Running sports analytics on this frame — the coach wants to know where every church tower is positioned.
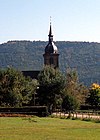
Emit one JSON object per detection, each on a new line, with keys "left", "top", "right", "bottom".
{"left": 43, "top": 22, "right": 59, "bottom": 68}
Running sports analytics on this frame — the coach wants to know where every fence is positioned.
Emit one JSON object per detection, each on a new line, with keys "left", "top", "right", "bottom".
{"left": 53, "top": 110, "right": 100, "bottom": 120}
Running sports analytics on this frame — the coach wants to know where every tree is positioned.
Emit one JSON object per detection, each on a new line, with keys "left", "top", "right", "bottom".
{"left": 0, "top": 67, "right": 38, "bottom": 107}
{"left": 0, "top": 68, "right": 22, "bottom": 107}
{"left": 37, "top": 66, "right": 66, "bottom": 113}
{"left": 62, "top": 68, "right": 88, "bottom": 111}
{"left": 62, "top": 93, "right": 79, "bottom": 111}
{"left": 86, "top": 83, "right": 100, "bottom": 110}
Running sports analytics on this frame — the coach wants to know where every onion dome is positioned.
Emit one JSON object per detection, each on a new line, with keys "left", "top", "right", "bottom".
{"left": 45, "top": 23, "right": 58, "bottom": 54}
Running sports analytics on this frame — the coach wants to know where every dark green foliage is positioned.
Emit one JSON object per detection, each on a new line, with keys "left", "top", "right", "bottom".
{"left": 0, "top": 67, "right": 38, "bottom": 107}
{"left": 86, "top": 88, "right": 100, "bottom": 110}
{"left": 37, "top": 66, "right": 66, "bottom": 113}
{"left": 0, "top": 41, "right": 100, "bottom": 86}
{"left": 62, "top": 69, "right": 88, "bottom": 111}
{"left": 62, "top": 94, "right": 79, "bottom": 111}
{"left": 0, "top": 106, "right": 48, "bottom": 117}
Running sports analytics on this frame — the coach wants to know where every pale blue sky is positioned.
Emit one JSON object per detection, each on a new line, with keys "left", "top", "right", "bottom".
{"left": 1, "top": 0, "right": 100, "bottom": 44}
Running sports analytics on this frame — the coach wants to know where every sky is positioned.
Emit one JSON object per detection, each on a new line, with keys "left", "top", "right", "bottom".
{"left": 1, "top": 0, "right": 100, "bottom": 44}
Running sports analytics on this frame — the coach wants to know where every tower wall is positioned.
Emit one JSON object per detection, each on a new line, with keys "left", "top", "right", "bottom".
{"left": 43, "top": 53, "right": 59, "bottom": 68}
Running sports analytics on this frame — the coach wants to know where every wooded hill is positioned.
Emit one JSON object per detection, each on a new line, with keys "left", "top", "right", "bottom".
{"left": 0, "top": 40, "right": 100, "bottom": 86}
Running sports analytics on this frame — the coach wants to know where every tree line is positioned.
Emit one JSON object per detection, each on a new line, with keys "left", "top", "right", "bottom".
{"left": 0, "top": 66, "right": 100, "bottom": 114}
{"left": 0, "top": 40, "right": 100, "bottom": 86}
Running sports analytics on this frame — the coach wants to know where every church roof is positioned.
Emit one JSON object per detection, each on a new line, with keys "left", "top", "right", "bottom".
{"left": 45, "top": 23, "right": 58, "bottom": 54}
{"left": 22, "top": 70, "right": 40, "bottom": 79}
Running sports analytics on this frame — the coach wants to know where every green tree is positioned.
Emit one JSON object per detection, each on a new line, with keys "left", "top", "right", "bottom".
{"left": 0, "top": 67, "right": 38, "bottom": 107}
{"left": 37, "top": 66, "right": 66, "bottom": 113}
{"left": 62, "top": 68, "right": 88, "bottom": 111}
{"left": 62, "top": 94, "right": 79, "bottom": 111}
{"left": 86, "top": 83, "right": 100, "bottom": 110}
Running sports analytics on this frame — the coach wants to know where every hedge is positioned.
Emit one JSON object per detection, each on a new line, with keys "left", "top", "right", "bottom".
{"left": 0, "top": 106, "right": 48, "bottom": 117}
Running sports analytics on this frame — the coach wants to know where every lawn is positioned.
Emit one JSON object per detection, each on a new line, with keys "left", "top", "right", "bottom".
{"left": 0, "top": 117, "right": 100, "bottom": 140}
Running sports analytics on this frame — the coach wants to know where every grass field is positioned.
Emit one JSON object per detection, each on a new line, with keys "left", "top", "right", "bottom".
{"left": 0, "top": 117, "right": 100, "bottom": 140}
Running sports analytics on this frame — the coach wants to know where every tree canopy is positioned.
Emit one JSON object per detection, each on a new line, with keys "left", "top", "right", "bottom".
{"left": 37, "top": 66, "right": 66, "bottom": 113}
{"left": 86, "top": 83, "right": 100, "bottom": 110}
{"left": 0, "top": 67, "right": 38, "bottom": 107}
{"left": 62, "top": 69, "right": 88, "bottom": 111}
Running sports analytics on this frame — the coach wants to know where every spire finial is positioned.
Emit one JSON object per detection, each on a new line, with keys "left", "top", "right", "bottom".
{"left": 50, "top": 16, "right": 52, "bottom": 25}
{"left": 49, "top": 16, "right": 53, "bottom": 36}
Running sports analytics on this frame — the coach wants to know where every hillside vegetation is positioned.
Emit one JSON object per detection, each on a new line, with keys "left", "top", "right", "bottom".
{"left": 0, "top": 40, "right": 100, "bottom": 86}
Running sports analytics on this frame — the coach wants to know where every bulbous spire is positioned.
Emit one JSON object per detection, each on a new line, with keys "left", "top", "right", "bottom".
{"left": 43, "top": 20, "right": 59, "bottom": 68}
{"left": 45, "top": 22, "right": 58, "bottom": 54}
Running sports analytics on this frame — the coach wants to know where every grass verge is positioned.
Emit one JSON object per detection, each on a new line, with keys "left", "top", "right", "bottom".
{"left": 0, "top": 117, "right": 100, "bottom": 140}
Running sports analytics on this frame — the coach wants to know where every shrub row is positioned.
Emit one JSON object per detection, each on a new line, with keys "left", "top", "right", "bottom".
{"left": 0, "top": 106, "right": 48, "bottom": 117}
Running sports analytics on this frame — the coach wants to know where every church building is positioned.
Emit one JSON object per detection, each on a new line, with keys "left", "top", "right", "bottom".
{"left": 22, "top": 22, "right": 59, "bottom": 78}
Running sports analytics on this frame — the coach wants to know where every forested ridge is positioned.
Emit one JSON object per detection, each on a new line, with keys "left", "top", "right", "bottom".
{"left": 0, "top": 40, "right": 100, "bottom": 86}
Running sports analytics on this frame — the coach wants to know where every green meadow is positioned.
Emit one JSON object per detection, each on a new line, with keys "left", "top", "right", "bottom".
{"left": 0, "top": 117, "right": 100, "bottom": 140}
